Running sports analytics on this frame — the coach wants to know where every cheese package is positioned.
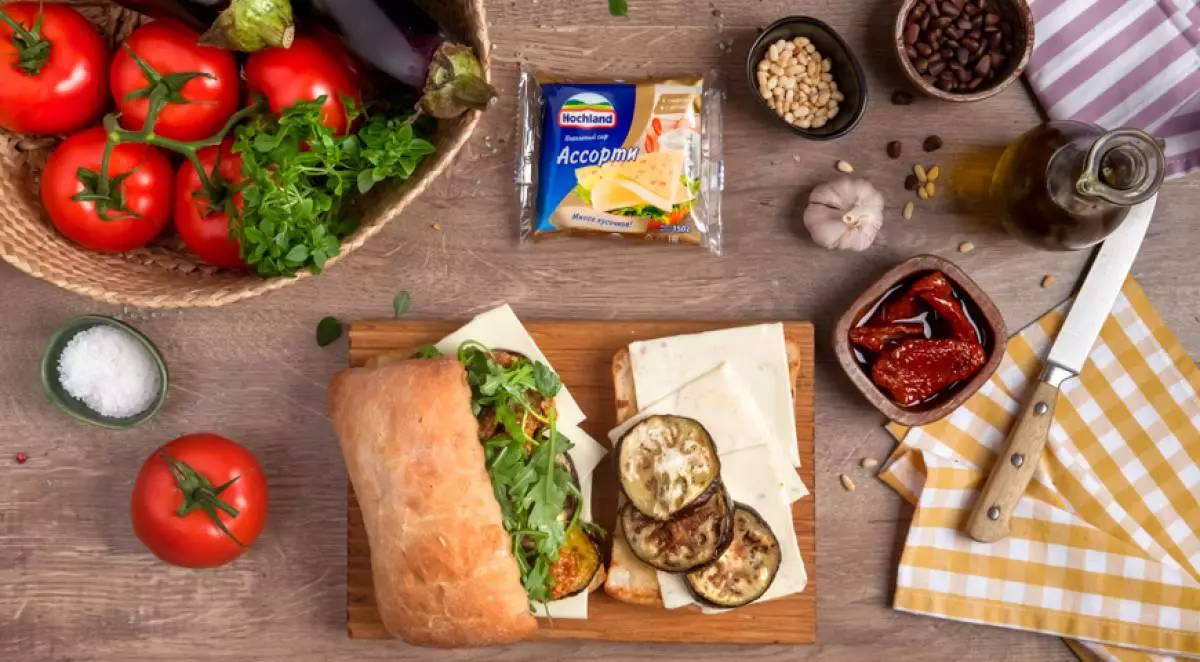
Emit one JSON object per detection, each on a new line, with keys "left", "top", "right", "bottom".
{"left": 516, "top": 68, "right": 724, "bottom": 253}
{"left": 628, "top": 324, "right": 802, "bottom": 468}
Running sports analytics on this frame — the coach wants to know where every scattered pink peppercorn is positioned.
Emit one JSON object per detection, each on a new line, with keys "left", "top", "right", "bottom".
{"left": 15, "top": 452, "right": 28, "bottom": 464}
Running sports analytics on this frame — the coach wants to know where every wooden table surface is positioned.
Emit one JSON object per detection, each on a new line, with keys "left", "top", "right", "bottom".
{"left": 3, "top": 2, "right": 1198, "bottom": 660}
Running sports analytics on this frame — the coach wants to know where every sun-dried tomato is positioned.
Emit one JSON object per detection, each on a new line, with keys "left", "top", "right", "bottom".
{"left": 877, "top": 272, "right": 954, "bottom": 323}
{"left": 849, "top": 323, "right": 926, "bottom": 353}
{"left": 920, "top": 292, "right": 978, "bottom": 342}
{"left": 871, "top": 339, "right": 986, "bottom": 406}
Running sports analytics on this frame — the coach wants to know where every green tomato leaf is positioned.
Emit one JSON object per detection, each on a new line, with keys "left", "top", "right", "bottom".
{"left": 316, "top": 316, "right": 343, "bottom": 347}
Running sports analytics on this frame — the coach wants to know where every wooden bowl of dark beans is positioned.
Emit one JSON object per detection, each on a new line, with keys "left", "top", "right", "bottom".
{"left": 894, "top": 0, "right": 1034, "bottom": 102}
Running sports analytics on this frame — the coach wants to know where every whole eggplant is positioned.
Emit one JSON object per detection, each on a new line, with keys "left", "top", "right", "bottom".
{"left": 298, "top": 0, "right": 497, "bottom": 119}
{"left": 112, "top": 0, "right": 294, "bottom": 51}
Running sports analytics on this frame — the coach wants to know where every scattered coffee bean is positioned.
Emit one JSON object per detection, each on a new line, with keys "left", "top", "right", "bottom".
{"left": 901, "top": 0, "right": 1017, "bottom": 94}
{"left": 923, "top": 135, "right": 944, "bottom": 152}
{"left": 891, "top": 90, "right": 915, "bottom": 105}
{"left": 905, "top": 173, "right": 920, "bottom": 190}
{"left": 887, "top": 140, "right": 903, "bottom": 159}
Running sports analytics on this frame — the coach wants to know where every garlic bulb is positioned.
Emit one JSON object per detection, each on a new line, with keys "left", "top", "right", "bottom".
{"left": 803, "top": 177, "right": 884, "bottom": 251}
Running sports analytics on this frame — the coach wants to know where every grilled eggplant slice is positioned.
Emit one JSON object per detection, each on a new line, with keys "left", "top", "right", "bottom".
{"left": 617, "top": 415, "right": 721, "bottom": 521}
{"left": 685, "top": 504, "right": 782, "bottom": 608}
{"left": 621, "top": 481, "right": 734, "bottom": 572}
{"left": 547, "top": 526, "right": 603, "bottom": 600}
{"left": 557, "top": 452, "right": 581, "bottom": 528}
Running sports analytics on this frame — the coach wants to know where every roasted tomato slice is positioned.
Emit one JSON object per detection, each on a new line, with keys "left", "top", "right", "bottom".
{"left": 547, "top": 526, "right": 602, "bottom": 600}
{"left": 849, "top": 322, "right": 926, "bottom": 353}
{"left": 871, "top": 338, "right": 986, "bottom": 406}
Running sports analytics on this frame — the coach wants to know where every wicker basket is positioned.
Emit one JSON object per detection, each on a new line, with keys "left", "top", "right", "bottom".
{"left": 0, "top": 0, "right": 489, "bottom": 308}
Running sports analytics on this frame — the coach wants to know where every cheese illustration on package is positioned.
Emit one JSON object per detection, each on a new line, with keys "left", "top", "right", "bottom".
{"left": 528, "top": 76, "right": 710, "bottom": 244}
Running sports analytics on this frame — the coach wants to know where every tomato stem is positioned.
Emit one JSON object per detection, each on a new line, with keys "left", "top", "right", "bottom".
{"left": 159, "top": 451, "right": 246, "bottom": 548}
{"left": 0, "top": 4, "right": 50, "bottom": 76}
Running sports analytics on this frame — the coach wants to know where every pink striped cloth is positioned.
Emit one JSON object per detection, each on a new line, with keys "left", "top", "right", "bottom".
{"left": 1025, "top": 0, "right": 1200, "bottom": 179}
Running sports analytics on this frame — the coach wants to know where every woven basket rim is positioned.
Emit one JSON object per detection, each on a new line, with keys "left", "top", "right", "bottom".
{"left": 0, "top": 0, "right": 490, "bottom": 309}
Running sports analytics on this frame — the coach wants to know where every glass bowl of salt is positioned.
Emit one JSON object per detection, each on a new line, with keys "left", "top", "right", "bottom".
{"left": 40, "top": 315, "right": 168, "bottom": 429}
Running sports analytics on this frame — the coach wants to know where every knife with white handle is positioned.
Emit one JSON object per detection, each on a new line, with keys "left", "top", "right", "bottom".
{"left": 966, "top": 196, "right": 1158, "bottom": 543}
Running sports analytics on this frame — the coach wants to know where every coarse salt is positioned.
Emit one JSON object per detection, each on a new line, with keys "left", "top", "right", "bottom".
{"left": 58, "top": 326, "right": 160, "bottom": 418}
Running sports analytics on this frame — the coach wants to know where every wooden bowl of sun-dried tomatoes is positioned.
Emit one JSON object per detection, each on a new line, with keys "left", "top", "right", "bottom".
{"left": 834, "top": 255, "right": 1006, "bottom": 427}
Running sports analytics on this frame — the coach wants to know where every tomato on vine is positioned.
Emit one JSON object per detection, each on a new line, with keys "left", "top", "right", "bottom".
{"left": 131, "top": 433, "right": 268, "bottom": 569}
{"left": 40, "top": 127, "right": 174, "bottom": 253}
{"left": 245, "top": 35, "right": 362, "bottom": 136}
{"left": 110, "top": 20, "right": 241, "bottom": 142}
{"left": 0, "top": 3, "right": 109, "bottom": 135}
{"left": 175, "top": 139, "right": 246, "bottom": 269}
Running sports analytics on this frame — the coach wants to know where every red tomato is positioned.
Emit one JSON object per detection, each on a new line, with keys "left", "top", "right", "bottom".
{"left": 41, "top": 127, "right": 173, "bottom": 252}
{"left": 245, "top": 35, "right": 362, "bottom": 135}
{"left": 131, "top": 433, "right": 268, "bottom": 569}
{"left": 175, "top": 139, "right": 246, "bottom": 269}
{"left": 110, "top": 20, "right": 240, "bottom": 142}
{"left": 0, "top": 3, "right": 108, "bottom": 135}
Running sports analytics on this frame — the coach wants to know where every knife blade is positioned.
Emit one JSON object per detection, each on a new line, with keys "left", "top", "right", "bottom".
{"left": 966, "top": 196, "right": 1158, "bottom": 543}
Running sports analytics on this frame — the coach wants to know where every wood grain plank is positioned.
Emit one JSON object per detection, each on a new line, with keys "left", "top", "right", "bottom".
{"left": 345, "top": 320, "right": 815, "bottom": 644}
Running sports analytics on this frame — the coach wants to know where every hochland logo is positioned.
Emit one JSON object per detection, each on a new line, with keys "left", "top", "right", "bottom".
{"left": 558, "top": 93, "right": 616, "bottom": 129}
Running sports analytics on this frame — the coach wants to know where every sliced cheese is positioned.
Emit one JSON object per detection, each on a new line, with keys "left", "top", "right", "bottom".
{"left": 658, "top": 445, "right": 808, "bottom": 612}
{"left": 628, "top": 324, "right": 801, "bottom": 467}
{"left": 608, "top": 363, "right": 808, "bottom": 502}
{"left": 435, "top": 304, "right": 586, "bottom": 427}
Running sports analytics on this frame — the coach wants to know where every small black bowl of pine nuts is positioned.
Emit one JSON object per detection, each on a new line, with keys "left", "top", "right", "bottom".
{"left": 747, "top": 17, "right": 867, "bottom": 140}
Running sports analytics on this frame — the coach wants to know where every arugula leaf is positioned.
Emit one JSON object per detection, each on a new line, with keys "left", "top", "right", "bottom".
{"left": 608, "top": 0, "right": 628, "bottom": 16}
{"left": 457, "top": 340, "right": 600, "bottom": 606}
{"left": 231, "top": 98, "right": 436, "bottom": 277}
{"left": 316, "top": 316, "right": 343, "bottom": 347}
{"left": 532, "top": 362, "right": 562, "bottom": 398}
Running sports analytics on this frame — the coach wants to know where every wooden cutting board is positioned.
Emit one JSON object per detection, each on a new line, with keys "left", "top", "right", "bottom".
{"left": 346, "top": 320, "right": 816, "bottom": 645}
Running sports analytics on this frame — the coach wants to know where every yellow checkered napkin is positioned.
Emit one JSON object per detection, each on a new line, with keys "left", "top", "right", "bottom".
{"left": 879, "top": 279, "right": 1200, "bottom": 661}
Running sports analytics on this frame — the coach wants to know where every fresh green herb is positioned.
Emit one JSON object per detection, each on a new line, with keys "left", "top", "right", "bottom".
{"left": 393, "top": 291, "right": 412, "bottom": 318}
{"left": 316, "top": 316, "right": 343, "bottom": 347}
{"left": 414, "top": 344, "right": 443, "bottom": 359}
{"left": 455, "top": 340, "right": 586, "bottom": 605}
{"left": 608, "top": 0, "right": 629, "bottom": 16}
{"left": 231, "top": 97, "right": 435, "bottom": 277}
